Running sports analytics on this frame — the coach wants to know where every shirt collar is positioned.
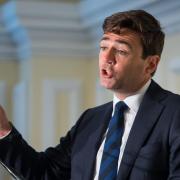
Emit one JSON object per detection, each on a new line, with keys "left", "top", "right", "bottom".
{"left": 113, "top": 79, "right": 151, "bottom": 114}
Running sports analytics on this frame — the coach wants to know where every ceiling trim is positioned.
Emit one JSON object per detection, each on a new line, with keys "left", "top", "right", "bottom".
{"left": 1, "top": 0, "right": 180, "bottom": 60}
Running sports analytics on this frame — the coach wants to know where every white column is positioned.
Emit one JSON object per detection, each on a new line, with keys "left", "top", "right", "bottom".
{"left": 12, "top": 82, "right": 28, "bottom": 140}
{"left": 0, "top": 82, "right": 7, "bottom": 108}
{"left": 42, "top": 79, "right": 82, "bottom": 149}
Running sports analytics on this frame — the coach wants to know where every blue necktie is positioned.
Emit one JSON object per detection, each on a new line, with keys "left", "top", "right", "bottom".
{"left": 99, "top": 101, "right": 128, "bottom": 180}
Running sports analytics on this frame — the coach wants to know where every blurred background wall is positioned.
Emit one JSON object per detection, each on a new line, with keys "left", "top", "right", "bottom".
{"left": 0, "top": 0, "right": 180, "bottom": 179}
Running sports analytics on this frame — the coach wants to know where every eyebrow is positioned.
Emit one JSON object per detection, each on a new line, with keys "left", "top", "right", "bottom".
{"left": 100, "top": 36, "right": 132, "bottom": 50}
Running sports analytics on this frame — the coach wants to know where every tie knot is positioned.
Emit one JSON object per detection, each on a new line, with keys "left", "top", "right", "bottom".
{"left": 115, "top": 101, "right": 128, "bottom": 114}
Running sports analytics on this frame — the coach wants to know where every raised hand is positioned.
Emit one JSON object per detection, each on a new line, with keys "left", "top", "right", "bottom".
{"left": 0, "top": 105, "right": 12, "bottom": 138}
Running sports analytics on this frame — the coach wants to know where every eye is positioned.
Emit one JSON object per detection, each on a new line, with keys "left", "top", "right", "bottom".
{"left": 115, "top": 49, "right": 129, "bottom": 56}
{"left": 100, "top": 46, "right": 108, "bottom": 51}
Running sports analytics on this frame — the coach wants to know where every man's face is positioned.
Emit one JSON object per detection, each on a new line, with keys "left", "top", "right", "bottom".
{"left": 99, "top": 31, "right": 159, "bottom": 97}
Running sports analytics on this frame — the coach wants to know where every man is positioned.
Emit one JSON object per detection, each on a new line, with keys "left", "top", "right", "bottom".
{"left": 0, "top": 9, "right": 180, "bottom": 180}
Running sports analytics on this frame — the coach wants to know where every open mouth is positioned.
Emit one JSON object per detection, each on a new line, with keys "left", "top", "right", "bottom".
{"left": 101, "top": 68, "right": 113, "bottom": 78}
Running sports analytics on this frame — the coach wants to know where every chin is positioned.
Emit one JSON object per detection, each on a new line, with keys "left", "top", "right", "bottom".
{"left": 100, "top": 82, "right": 114, "bottom": 90}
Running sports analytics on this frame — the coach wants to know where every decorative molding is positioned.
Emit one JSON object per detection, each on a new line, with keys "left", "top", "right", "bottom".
{"left": 0, "top": 81, "right": 6, "bottom": 108}
{"left": 1, "top": 0, "right": 180, "bottom": 59}
{"left": 0, "top": 0, "right": 31, "bottom": 61}
{"left": 16, "top": 0, "right": 79, "bottom": 18}
{"left": 80, "top": 0, "right": 180, "bottom": 45}
{"left": 16, "top": 0, "right": 93, "bottom": 58}
{"left": 12, "top": 82, "right": 28, "bottom": 140}
{"left": 80, "top": 0, "right": 153, "bottom": 27}
{"left": 42, "top": 79, "right": 82, "bottom": 149}
{"left": 80, "top": 0, "right": 180, "bottom": 31}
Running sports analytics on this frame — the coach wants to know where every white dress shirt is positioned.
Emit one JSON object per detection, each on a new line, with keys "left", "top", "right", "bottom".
{"left": 93, "top": 80, "right": 151, "bottom": 180}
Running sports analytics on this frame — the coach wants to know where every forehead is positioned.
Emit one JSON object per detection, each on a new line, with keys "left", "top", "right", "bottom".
{"left": 100, "top": 31, "right": 142, "bottom": 49}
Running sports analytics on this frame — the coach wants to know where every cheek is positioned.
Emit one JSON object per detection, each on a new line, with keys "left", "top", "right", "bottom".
{"left": 115, "top": 62, "right": 130, "bottom": 74}
{"left": 132, "top": 65, "right": 147, "bottom": 80}
{"left": 99, "top": 54, "right": 104, "bottom": 67}
{"left": 119, "top": 63, "right": 143, "bottom": 79}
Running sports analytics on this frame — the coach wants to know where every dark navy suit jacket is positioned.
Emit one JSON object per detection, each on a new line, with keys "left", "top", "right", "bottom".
{"left": 0, "top": 80, "right": 180, "bottom": 180}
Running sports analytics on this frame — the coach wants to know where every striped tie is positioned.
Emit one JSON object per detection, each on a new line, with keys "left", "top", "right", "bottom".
{"left": 99, "top": 101, "right": 128, "bottom": 180}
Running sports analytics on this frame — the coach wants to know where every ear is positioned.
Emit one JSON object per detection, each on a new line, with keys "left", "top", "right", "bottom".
{"left": 145, "top": 55, "right": 160, "bottom": 75}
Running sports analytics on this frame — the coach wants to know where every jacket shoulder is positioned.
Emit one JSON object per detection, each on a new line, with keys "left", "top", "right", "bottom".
{"left": 87, "top": 102, "right": 112, "bottom": 113}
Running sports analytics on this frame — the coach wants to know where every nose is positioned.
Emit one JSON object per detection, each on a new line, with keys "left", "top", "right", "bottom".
{"left": 107, "top": 60, "right": 115, "bottom": 65}
{"left": 104, "top": 49, "right": 116, "bottom": 65}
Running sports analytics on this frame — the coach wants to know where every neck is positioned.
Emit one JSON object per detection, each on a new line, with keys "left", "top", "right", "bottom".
{"left": 114, "top": 79, "right": 151, "bottom": 100}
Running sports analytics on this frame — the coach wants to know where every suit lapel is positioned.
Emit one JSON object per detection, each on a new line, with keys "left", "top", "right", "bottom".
{"left": 82, "top": 102, "right": 113, "bottom": 180}
{"left": 117, "top": 81, "right": 167, "bottom": 180}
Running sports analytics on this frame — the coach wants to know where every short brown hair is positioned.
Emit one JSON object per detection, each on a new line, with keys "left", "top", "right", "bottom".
{"left": 103, "top": 10, "right": 165, "bottom": 59}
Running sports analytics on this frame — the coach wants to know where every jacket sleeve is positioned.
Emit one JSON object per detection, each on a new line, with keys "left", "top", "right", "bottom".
{"left": 0, "top": 125, "right": 73, "bottom": 180}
